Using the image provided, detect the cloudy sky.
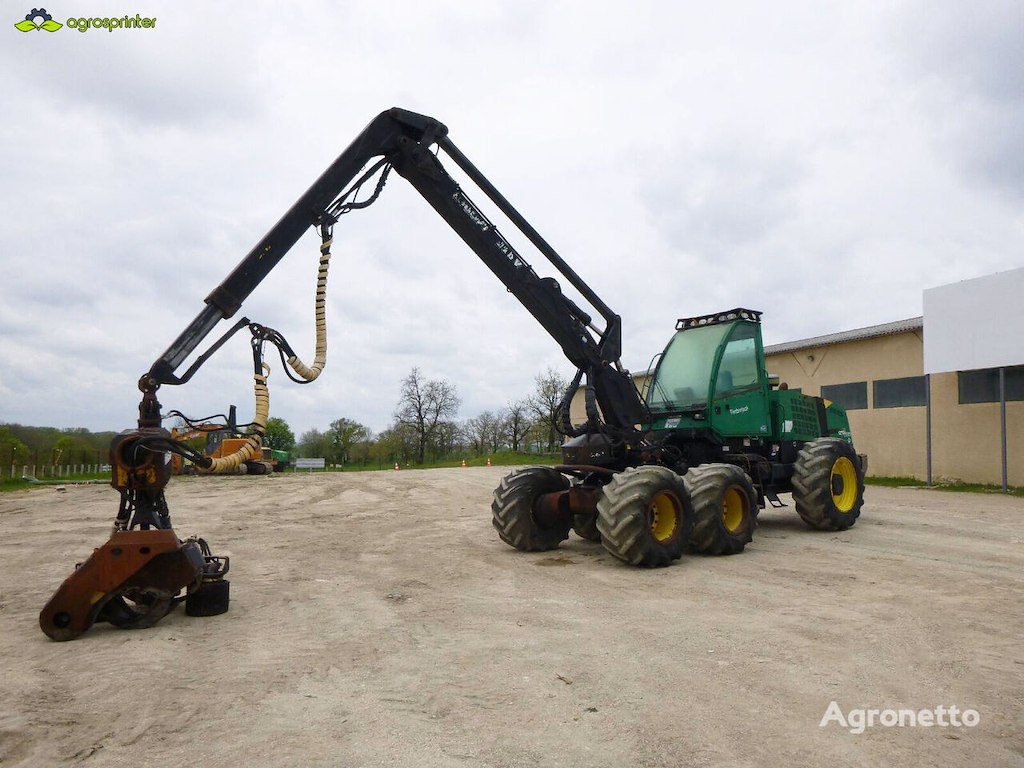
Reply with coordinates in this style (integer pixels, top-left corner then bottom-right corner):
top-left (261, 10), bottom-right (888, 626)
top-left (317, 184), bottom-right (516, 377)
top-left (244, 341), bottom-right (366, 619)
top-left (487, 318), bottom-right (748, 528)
top-left (2, 0), bottom-right (1021, 439)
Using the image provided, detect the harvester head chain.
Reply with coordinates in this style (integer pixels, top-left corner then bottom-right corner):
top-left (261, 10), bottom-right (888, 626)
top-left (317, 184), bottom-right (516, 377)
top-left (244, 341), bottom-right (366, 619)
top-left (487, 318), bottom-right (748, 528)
top-left (39, 529), bottom-right (205, 641)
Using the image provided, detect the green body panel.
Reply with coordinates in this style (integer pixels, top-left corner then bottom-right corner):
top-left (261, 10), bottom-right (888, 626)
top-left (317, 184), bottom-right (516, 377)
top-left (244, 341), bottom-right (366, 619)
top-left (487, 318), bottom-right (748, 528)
top-left (710, 389), bottom-right (771, 438)
top-left (769, 390), bottom-right (852, 443)
top-left (644, 315), bottom-right (853, 446)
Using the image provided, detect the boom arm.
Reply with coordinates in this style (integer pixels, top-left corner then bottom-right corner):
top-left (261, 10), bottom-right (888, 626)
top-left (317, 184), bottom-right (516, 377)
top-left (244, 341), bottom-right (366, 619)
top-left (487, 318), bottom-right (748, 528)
top-left (145, 107), bottom-right (646, 433)
top-left (41, 110), bottom-right (651, 640)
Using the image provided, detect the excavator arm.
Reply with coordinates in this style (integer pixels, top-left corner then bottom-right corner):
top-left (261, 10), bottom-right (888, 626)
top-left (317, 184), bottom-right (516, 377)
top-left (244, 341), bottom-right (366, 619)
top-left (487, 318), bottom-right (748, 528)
top-left (146, 108), bottom-right (645, 431)
top-left (40, 108), bottom-right (646, 640)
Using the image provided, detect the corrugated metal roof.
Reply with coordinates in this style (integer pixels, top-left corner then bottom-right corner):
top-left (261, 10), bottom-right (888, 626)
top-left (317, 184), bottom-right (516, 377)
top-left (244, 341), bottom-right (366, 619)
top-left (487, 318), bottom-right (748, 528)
top-left (764, 316), bottom-right (923, 355)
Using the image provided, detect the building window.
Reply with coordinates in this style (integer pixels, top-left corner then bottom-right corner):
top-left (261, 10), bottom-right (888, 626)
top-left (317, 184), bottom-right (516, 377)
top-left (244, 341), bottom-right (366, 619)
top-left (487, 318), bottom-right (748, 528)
top-left (874, 376), bottom-right (927, 408)
top-left (821, 381), bottom-right (868, 410)
top-left (958, 366), bottom-right (1024, 404)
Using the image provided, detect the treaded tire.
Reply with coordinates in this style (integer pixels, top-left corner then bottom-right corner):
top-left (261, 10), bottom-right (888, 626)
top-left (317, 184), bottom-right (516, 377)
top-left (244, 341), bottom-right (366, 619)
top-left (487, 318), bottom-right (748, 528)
top-left (685, 464), bottom-right (757, 555)
top-left (185, 579), bottom-right (230, 617)
top-left (492, 467), bottom-right (571, 551)
top-left (596, 466), bottom-right (692, 567)
top-left (792, 438), bottom-right (865, 531)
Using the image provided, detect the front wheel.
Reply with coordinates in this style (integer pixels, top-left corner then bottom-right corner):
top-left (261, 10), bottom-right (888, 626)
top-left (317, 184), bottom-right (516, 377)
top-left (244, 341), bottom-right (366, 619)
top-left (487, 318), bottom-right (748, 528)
top-left (684, 464), bottom-right (758, 555)
top-left (492, 467), bottom-right (571, 551)
top-left (597, 466), bottom-right (693, 567)
top-left (792, 438), bottom-right (865, 530)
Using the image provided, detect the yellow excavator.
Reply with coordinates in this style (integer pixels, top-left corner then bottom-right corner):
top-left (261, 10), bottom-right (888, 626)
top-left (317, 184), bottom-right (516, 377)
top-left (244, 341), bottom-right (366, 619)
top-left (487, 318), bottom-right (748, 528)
top-left (169, 407), bottom-right (283, 475)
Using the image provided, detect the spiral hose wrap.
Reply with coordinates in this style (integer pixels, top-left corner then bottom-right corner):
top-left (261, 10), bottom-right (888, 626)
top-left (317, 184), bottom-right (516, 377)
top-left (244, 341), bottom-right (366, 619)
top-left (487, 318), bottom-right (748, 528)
top-left (202, 363), bottom-right (270, 474)
top-left (285, 236), bottom-right (331, 381)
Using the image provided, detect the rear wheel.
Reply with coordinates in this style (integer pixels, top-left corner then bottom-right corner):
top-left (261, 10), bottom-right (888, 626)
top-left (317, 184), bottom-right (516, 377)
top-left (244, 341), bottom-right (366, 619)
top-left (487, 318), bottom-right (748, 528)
top-left (492, 467), bottom-right (571, 551)
top-left (685, 464), bottom-right (757, 555)
top-left (792, 438), bottom-right (865, 530)
top-left (597, 466), bottom-right (692, 567)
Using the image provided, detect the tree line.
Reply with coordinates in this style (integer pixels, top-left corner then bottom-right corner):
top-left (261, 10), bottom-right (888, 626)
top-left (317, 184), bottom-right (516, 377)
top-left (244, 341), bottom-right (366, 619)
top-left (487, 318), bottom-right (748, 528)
top-left (0, 424), bottom-right (117, 471)
top-left (267, 366), bottom-right (571, 467)
top-left (1, 366), bottom-right (572, 474)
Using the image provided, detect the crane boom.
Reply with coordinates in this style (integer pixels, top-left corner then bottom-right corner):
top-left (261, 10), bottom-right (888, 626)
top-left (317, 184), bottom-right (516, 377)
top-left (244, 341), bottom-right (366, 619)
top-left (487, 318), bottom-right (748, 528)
top-left (145, 107), bottom-right (645, 433)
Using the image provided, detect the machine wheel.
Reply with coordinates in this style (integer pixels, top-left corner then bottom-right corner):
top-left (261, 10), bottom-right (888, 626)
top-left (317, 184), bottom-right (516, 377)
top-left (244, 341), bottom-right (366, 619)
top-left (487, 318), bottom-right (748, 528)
top-left (684, 464), bottom-right (758, 555)
top-left (792, 438), bottom-right (865, 531)
top-left (596, 466), bottom-right (693, 567)
top-left (492, 467), bottom-right (571, 551)
top-left (185, 579), bottom-right (230, 617)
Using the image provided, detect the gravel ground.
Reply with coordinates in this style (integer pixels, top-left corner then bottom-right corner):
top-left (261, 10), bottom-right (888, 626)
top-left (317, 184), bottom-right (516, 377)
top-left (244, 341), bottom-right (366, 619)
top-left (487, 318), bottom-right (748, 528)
top-left (1, 467), bottom-right (1022, 767)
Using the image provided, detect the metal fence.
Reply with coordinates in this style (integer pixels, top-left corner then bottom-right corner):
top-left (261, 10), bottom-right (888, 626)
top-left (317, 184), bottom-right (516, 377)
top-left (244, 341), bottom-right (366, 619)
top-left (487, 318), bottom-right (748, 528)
top-left (2, 463), bottom-right (109, 481)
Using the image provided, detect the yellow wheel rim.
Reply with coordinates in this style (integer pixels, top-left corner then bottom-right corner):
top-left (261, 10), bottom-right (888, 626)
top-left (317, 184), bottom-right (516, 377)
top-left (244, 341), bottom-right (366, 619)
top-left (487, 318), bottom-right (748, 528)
top-left (722, 486), bottom-right (747, 533)
top-left (650, 491), bottom-right (680, 542)
top-left (831, 456), bottom-right (858, 512)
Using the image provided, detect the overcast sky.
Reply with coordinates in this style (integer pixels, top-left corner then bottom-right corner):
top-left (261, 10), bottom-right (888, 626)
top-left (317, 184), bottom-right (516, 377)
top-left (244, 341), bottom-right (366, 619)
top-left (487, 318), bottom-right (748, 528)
top-left (2, 0), bottom-right (1021, 439)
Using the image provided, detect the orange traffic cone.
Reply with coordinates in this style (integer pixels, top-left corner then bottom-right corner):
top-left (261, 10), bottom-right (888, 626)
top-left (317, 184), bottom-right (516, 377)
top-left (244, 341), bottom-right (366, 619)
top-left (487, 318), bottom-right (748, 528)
top-left (486, 457), bottom-right (492, 467)
top-left (394, 462), bottom-right (400, 471)
top-left (461, 459), bottom-right (467, 468)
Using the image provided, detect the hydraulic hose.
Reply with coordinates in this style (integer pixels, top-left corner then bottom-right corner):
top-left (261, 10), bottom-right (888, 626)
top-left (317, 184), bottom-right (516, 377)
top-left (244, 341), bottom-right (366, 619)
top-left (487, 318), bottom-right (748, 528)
top-left (197, 231), bottom-right (329, 474)
top-left (285, 234), bottom-right (331, 381)
top-left (202, 363), bottom-right (270, 473)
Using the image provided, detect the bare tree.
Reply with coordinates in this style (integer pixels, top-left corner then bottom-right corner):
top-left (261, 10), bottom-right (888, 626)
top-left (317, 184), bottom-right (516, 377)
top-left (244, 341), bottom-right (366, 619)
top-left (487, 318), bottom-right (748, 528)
top-left (394, 367), bottom-right (461, 464)
top-left (489, 409), bottom-right (509, 453)
top-left (463, 413), bottom-right (489, 456)
top-left (431, 420), bottom-right (460, 460)
top-left (504, 400), bottom-right (532, 453)
top-left (465, 410), bottom-right (506, 456)
top-left (528, 367), bottom-right (569, 452)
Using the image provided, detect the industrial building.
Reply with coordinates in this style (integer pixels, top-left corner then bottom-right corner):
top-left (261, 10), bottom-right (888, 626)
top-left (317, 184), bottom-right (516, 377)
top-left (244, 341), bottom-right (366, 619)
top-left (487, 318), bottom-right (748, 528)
top-left (764, 317), bottom-right (1021, 486)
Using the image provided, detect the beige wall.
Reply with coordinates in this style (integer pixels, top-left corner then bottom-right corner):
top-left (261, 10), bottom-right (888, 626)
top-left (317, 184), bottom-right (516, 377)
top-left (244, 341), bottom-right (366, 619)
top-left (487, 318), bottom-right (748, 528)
top-left (767, 332), bottom-right (928, 480)
top-left (928, 369), bottom-right (1023, 486)
top-left (570, 328), bottom-right (1022, 486)
top-left (767, 330), bottom-right (1021, 485)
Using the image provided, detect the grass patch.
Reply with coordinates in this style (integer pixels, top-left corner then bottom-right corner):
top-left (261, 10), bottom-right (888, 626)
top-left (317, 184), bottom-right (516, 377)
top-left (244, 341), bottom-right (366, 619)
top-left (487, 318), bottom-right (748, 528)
top-left (866, 475), bottom-right (1023, 496)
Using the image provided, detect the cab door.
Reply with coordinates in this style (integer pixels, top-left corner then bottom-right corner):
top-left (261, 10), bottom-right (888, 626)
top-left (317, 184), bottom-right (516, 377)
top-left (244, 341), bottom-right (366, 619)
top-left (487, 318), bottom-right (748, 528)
top-left (707, 322), bottom-right (771, 440)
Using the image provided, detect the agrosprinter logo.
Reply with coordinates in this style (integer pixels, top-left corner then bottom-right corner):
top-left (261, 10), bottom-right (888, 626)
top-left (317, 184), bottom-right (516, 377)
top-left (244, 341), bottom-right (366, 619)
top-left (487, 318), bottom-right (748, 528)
top-left (14, 8), bottom-right (157, 32)
top-left (15, 8), bottom-right (61, 31)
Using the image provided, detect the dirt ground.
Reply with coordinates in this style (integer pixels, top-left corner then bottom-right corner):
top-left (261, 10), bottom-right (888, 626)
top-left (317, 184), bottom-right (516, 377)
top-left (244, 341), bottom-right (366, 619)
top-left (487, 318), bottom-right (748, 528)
top-left (0, 467), bottom-right (1021, 767)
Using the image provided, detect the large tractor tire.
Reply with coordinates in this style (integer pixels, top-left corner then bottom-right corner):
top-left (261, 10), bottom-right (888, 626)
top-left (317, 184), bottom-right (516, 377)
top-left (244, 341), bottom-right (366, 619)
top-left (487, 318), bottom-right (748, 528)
top-left (596, 466), bottom-right (693, 567)
top-left (492, 467), bottom-right (571, 551)
top-left (792, 438), bottom-right (865, 531)
top-left (684, 463), bottom-right (758, 555)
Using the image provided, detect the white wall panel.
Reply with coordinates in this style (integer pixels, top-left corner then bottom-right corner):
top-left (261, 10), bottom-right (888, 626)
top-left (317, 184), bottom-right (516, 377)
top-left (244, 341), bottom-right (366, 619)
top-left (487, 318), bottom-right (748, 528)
top-left (923, 267), bottom-right (1024, 374)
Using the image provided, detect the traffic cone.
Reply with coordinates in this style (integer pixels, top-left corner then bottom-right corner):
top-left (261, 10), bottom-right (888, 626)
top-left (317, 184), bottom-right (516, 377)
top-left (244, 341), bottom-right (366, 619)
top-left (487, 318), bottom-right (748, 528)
top-left (461, 459), bottom-right (467, 468)
top-left (486, 457), bottom-right (492, 467)
top-left (394, 462), bottom-right (399, 471)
